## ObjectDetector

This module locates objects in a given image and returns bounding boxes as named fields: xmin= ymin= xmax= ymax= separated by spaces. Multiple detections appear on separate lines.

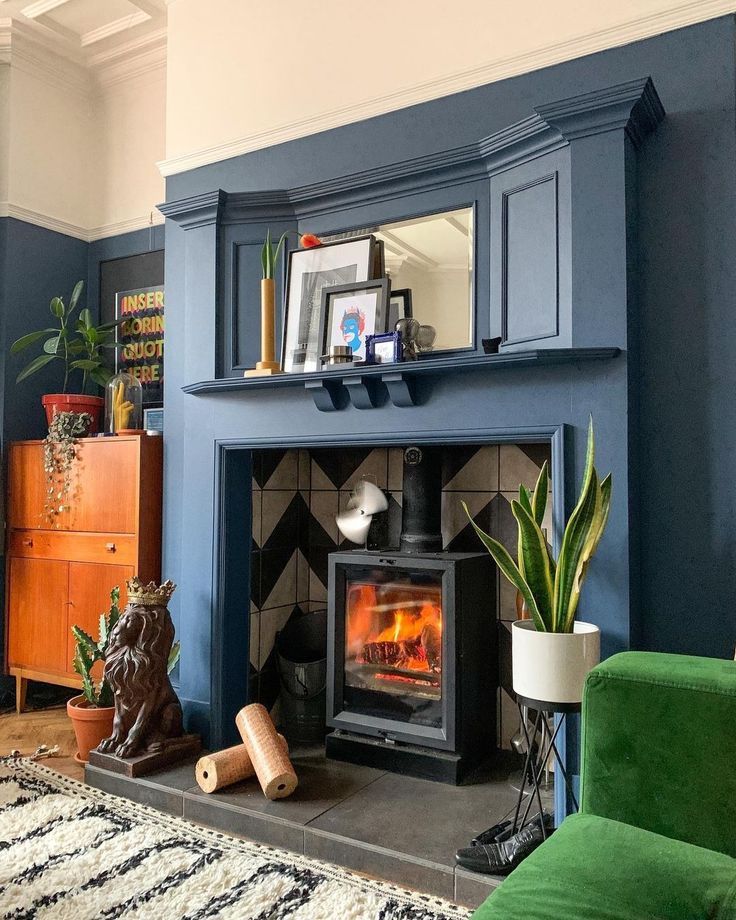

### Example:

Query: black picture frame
xmin=281 ymin=235 xmax=379 ymax=373
xmin=366 ymin=330 xmax=403 ymax=365
xmin=387 ymin=287 xmax=413 ymax=331
xmin=319 ymin=278 xmax=390 ymax=364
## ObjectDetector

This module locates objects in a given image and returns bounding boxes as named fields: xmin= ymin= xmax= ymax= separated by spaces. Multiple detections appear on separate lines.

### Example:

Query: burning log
xmin=360 ymin=637 xmax=424 ymax=666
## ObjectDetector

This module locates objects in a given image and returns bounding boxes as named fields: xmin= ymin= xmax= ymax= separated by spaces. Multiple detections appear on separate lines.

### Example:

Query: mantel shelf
xmin=182 ymin=348 xmax=621 ymax=411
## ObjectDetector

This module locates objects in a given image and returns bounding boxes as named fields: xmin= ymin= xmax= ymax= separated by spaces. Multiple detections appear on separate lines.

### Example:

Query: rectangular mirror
xmin=375 ymin=207 xmax=474 ymax=352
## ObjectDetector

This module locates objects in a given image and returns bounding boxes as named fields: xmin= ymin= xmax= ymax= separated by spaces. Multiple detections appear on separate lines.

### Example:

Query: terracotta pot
xmin=511 ymin=619 xmax=601 ymax=705
xmin=67 ymin=695 xmax=114 ymax=763
xmin=42 ymin=394 xmax=104 ymax=434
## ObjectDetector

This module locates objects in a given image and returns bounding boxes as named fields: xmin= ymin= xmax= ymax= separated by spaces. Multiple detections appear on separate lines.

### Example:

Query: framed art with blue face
xmin=282 ymin=235 xmax=379 ymax=373
xmin=319 ymin=279 xmax=390 ymax=364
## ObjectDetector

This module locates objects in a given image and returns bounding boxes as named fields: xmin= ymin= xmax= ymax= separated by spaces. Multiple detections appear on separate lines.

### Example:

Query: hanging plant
xmin=43 ymin=411 xmax=92 ymax=525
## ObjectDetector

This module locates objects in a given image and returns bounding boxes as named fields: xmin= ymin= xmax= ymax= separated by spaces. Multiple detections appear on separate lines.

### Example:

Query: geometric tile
xmin=249 ymin=611 xmax=260 ymax=671
xmin=442 ymin=445 xmax=499 ymax=492
xmin=518 ymin=442 xmax=552 ymax=471
xmin=261 ymin=489 xmax=298 ymax=547
xmin=261 ymin=547 xmax=298 ymax=611
xmin=341 ymin=448 xmax=388 ymax=491
xmin=251 ymin=488 xmax=262 ymax=548
xmin=258 ymin=604 xmax=295 ymax=670
xmin=310 ymin=450 xmax=342 ymax=490
xmin=309 ymin=490 xmax=339 ymax=545
xmin=263 ymin=449 xmax=298 ymax=490
xmin=298 ymin=449 xmax=311 ymax=490
xmin=388 ymin=447 xmax=403 ymax=491
xmin=499 ymin=443 xmax=549 ymax=492
xmin=442 ymin=491 xmax=492 ymax=551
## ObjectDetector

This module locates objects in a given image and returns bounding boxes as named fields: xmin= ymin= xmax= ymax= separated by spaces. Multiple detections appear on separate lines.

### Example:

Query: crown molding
xmin=0 ymin=17 xmax=89 ymax=96
xmin=0 ymin=202 xmax=165 ymax=242
xmin=0 ymin=16 xmax=166 ymax=95
xmin=160 ymin=77 xmax=664 ymax=230
xmin=158 ymin=0 xmax=733 ymax=178
xmin=89 ymin=27 xmax=166 ymax=89
xmin=88 ymin=210 xmax=164 ymax=241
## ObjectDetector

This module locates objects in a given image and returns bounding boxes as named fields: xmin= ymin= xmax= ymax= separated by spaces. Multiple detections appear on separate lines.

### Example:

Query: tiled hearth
xmin=249 ymin=443 xmax=552 ymax=748
xmin=86 ymin=745 xmax=523 ymax=907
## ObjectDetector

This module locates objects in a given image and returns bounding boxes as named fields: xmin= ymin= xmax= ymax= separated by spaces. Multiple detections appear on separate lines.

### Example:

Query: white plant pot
xmin=512 ymin=620 xmax=601 ymax=704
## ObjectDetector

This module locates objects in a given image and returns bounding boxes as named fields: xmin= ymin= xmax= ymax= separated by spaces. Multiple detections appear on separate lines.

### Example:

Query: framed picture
xmin=366 ymin=331 xmax=403 ymax=365
xmin=319 ymin=279 xmax=390 ymax=364
xmin=282 ymin=236 xmax=379 ymax=373
xmin=387 ymin=288 xmax=413 ymax=331
xmin=115 ymin=285 xmax=165 ymax=406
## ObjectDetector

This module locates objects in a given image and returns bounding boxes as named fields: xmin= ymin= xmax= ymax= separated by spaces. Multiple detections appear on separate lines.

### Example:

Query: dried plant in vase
xmin=42 ymin=410 xmax=91 ymax=526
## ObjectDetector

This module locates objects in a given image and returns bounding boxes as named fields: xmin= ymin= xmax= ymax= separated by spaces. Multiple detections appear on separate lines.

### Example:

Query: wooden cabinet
xmin=5 ymin=435 xmax=162 ymax=711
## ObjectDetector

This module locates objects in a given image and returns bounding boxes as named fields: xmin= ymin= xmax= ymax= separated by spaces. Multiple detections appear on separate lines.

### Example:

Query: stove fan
xmin=335 ymin=480 xmax=388 ymax=544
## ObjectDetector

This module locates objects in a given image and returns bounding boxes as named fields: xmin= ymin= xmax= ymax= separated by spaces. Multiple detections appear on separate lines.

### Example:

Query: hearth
xmin=326 ymin=447 xmax=496 ymax=782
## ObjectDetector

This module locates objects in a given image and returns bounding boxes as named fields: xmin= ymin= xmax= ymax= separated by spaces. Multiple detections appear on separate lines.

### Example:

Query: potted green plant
xmin=68 ymin=586 xmax=182 ymax=762
xmin=67 ymin=586 xmax=121 ymax=763
xmin=464 ymin=418 xmax=611 ymax=704
xmin=10 ymin=280 xmax=120 ymax=433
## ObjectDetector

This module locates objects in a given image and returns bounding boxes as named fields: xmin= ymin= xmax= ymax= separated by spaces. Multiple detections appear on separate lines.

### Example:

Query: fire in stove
xmin=345 ymin=581 xmax=443 ymax=698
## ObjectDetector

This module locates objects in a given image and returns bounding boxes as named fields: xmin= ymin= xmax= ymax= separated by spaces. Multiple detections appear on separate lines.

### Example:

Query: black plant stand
xmin=510 ymin=695 xmax=581 ymax=839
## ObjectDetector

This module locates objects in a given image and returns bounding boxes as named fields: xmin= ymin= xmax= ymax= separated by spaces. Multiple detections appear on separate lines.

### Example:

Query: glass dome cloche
xmin=104 ymin=371 xmax=143 ymax=434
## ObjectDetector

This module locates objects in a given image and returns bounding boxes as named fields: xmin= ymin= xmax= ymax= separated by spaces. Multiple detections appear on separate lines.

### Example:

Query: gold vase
xmin=244 ymin=278 xmax=282 ymax=376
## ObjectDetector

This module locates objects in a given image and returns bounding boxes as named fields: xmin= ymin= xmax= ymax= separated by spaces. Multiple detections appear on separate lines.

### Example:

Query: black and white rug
xmin=0 ymin=758 xmax=470 ymax=919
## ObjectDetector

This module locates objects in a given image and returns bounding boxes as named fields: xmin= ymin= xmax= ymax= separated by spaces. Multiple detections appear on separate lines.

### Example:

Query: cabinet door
xmin=66 ymin=562 xmax=133 ymax=677
xmin=7 ymin=557 xmax=68 ymax=673
xmin=7 ymin=443 xmax=47 ymax=530
xmin=67 ymin=439 xmax=139 ymax=534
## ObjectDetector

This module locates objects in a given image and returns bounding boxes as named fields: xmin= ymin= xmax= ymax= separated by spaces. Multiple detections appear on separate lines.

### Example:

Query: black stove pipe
xmin=400 ymin=446 xmax=443 ymax=553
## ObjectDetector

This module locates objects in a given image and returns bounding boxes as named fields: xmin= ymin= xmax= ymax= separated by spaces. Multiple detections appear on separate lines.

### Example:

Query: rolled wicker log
xmin=195 ymin=733 xmax=288 ymax=794
xmin=235 ymin=703 xmax=298 ymax=799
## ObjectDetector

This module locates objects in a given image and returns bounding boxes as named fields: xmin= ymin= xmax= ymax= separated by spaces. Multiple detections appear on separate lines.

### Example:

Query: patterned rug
xmin=0 ymin=758 xmax=470 ymax=919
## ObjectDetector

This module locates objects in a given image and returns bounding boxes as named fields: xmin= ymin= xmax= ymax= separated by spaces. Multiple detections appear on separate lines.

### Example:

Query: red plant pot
xmin=67 ymin=695 xmax=114 ymax=764
xmin=42 ymin=394 xmax=104 ymax=434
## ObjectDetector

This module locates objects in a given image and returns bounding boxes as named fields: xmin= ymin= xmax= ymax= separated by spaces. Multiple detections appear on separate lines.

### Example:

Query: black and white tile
xmin=249 ymin=443 xmax=551 ymax=746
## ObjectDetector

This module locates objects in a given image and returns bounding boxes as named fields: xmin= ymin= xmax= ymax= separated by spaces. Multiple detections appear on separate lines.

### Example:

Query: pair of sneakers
xmin=455 ymin=812 xmax=553 ymax=875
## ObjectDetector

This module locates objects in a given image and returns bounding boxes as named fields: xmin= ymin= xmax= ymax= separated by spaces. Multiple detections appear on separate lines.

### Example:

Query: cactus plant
xmin=71 ymin=585 xmax=182 ymax=707
xmin=71 ymin=586 xmax=122 ymax=707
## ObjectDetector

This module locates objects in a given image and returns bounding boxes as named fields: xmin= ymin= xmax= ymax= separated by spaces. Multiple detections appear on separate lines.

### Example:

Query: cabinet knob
xmin=22 ymin=538 xmax=33 ymax=547
xmin=105 ymin=542 xmax=116 ymax=553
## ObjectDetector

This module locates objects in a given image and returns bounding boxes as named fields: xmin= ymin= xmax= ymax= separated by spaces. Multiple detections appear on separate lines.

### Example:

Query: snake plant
xmin=463 ymin=418 xmax=611 ymax=633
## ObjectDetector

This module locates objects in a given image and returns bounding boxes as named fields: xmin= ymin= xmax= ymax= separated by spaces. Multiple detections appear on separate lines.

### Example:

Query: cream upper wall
xmin=90 ymin=68 xmax=167 ymax=238
xmin=7 ymin=62 xmax=95 ymax=233
xmin=162 ymin=0 xmax=736 ymax=174
xmin=0 ymin=19 xmax=166 ymax=240
xmin=2 ymin=1 xmax=736 ymax=233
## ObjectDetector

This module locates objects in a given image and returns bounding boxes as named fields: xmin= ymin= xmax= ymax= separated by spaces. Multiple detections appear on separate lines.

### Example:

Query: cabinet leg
xmin=15 ymin=676 xmax=28 ymax=714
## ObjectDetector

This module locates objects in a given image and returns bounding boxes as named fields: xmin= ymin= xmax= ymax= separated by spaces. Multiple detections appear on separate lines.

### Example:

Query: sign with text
xmin=116 ymin=286 xmax=164 ymax=406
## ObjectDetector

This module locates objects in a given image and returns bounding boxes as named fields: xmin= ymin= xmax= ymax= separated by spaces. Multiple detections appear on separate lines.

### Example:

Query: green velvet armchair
xmin=473 ymin=651 xmax=736 ymax=919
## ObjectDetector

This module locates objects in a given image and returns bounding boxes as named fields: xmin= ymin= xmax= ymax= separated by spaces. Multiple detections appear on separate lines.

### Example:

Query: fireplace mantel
xmin=182 ymin=347 xmax=621 ymax=411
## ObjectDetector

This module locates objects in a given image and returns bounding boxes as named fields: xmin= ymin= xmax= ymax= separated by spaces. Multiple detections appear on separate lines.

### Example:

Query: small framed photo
xmin=366 ymin=331 xmax=403 ymax=365
xmin=319 ymin=278 xmax=390 ymax=363
xmin=282 ymin=236 xmax=379 ymax=373
xmin=387 ymin=288 xmax=413 ymax=331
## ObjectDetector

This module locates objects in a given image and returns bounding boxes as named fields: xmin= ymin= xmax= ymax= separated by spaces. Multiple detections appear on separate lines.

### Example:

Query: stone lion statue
xmin=98 ymin=579 xmax=183 ymax=759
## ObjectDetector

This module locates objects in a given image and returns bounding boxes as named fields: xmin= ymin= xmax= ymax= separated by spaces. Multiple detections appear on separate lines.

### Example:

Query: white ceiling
xmin=0 ymin=0 xmax=166 ymax=66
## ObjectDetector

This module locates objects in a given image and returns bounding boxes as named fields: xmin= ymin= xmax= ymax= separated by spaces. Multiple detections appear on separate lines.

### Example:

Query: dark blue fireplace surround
xmin=1 ymin=18 xmax=735 ymax=763
xmin=156 ymin=13 xmax=736 ymax=755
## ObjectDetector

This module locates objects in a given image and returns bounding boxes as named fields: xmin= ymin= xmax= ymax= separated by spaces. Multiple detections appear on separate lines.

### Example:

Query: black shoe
xmin=471 ymin=819 xmax=512 ymax=846
xmin=456 ymin=822 xmax=547 ymax=875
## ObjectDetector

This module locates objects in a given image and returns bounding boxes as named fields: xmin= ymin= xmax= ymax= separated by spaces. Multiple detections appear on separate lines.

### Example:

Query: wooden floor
xmin=0 ymin=706 xmax=84 ymax=781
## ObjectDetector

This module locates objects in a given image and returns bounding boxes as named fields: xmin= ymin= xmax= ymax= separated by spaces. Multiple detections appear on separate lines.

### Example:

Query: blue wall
xmin=160 ymin=15 xmax=736 ymax=744
xmin=0 ymin=218 xmax=88 ymax=685
xmin=0 ymin=220 xmax=163 ymax=693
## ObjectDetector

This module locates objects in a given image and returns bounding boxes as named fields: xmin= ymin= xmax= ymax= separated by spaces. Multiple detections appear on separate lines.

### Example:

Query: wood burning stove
xmin=326 ymin=447 xmax=497 ymax=783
